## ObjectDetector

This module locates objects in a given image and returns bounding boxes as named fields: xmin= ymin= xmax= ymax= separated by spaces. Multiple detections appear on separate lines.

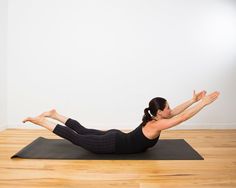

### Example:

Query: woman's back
xmin=114 ymin=122 xmax=160 ymax=154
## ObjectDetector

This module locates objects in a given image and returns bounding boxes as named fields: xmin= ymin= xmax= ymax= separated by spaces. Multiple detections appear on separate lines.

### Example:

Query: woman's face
xmin=158 ymin=102 xmax=172 ymax=119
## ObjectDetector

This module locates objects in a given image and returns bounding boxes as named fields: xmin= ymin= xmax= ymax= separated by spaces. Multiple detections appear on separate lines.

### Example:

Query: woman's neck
xmin=152 ymin=116 xmax=161 ymax=121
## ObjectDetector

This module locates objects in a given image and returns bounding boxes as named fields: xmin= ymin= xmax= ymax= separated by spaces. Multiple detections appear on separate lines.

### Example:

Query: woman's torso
xmin=114 ymin=121 xmax=160 ymax=154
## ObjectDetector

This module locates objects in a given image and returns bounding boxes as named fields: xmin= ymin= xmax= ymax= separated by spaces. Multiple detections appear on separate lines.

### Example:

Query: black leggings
xmin=52 ymin=118 xmax=120 ymax=154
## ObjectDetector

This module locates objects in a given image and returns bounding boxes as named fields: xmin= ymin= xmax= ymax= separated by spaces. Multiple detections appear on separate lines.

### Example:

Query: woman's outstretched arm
xmin=155 ymin=91 xmax=220 ymax=131
xmin=170 ymin=90 xmax=206 ymax=117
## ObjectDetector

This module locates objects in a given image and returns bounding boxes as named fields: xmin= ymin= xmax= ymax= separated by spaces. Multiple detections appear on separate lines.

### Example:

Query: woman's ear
xmin=157 ymin=109 xmax=162 ymax=115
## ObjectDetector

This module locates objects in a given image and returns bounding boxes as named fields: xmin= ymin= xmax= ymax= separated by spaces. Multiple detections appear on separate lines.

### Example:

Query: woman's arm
xmin=170 ymin=98 xmax=195 ymax=117
xmin=170 ymin=90 xmax=206 ymax=117
xmin=155 ymin=91 xmax=220 ymax=131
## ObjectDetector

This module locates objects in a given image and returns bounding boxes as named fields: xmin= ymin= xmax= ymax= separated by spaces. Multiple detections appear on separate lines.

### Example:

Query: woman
xmin=22 ymin=90 xmax=220 ymax=154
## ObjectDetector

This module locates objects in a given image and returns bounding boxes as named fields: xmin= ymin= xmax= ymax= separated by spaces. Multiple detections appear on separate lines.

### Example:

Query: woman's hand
xmin=201 ymin=91 xmax=220 ymax=106
xmin=192 ymin=90 xmax=207 ymax=102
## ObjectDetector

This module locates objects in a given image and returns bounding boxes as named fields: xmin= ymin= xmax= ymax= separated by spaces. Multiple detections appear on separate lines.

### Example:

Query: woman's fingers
xmin=201 ymin=91 xmax=220 ymax=105
xmin=209 ymin=91 xmax=220 ymax=101
xmin=199 ymin=91 xmax=206 ymax=97
xmin=22 ymin=117 xmax=32 ymax=123
xmin=196 ymin=90 xmax=207 ymax=100
xmin=210 ymin=91 xmax=220 ymax=97
xmin=193 ymin=90 xmax=196 ymax=98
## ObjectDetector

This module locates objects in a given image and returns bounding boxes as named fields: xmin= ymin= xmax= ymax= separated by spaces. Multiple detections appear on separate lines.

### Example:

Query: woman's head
xmin=142 ymin=97 xmax=171 ymax=124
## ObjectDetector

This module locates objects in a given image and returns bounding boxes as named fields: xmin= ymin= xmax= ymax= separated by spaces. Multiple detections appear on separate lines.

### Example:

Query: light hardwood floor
xmin=0 ymin=128 xmax=236 ymax=188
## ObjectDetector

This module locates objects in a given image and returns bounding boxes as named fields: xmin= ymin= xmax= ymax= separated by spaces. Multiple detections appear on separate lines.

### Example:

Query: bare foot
xmin=22 ymin=114 xmax=57 ymax=131
xmin=40 ymin=109 xmax=57 ymax=118
xmin=22 ymin=115 xmax=46 ymax=126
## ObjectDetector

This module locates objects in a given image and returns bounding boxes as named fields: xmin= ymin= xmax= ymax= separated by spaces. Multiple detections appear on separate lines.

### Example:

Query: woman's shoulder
xmin=142 ymin=121 xmax=161 ymax=139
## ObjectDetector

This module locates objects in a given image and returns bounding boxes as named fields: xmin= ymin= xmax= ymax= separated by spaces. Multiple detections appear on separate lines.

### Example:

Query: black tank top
xmin=114 ymin=122 xmax=160 ymax=154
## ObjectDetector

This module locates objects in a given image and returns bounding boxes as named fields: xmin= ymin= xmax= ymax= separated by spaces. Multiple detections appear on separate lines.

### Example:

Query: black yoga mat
xmin=11 ymin=137 xmax=204 ymax=160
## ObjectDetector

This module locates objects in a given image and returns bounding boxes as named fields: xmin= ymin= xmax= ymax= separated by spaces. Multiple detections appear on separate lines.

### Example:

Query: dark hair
xmin=142 ymin=97 xmax=167 ymax=125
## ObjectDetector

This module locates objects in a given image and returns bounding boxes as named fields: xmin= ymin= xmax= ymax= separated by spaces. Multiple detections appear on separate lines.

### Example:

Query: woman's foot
xmin=22 ymin=115 xmax=46 ymax=127
xmin=22 ymin=114 xmax=57 ymax=131
xmin=40 ymin=109 xmax=57 ymax=119
xmin=39 ymin=109 xmax=69 ymax=124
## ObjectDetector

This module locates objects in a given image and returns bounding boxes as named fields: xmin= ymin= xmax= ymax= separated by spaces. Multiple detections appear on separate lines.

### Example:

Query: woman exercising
xmin=22 ymin=90 xmax=220 ymax=154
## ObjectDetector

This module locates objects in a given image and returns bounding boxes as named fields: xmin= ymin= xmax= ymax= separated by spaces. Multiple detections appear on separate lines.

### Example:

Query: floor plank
xmin=0 ymin=128 xmax=236 ymax=188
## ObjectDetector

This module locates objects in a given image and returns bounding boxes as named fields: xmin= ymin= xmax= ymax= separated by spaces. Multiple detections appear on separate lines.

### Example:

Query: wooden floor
xmin=0 ymin=128 xmax=236 ymax=188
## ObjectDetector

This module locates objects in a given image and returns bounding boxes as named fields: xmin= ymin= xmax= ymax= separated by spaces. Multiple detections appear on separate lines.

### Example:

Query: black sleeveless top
xmin=114 ymin=122 xmax=160 ymax=154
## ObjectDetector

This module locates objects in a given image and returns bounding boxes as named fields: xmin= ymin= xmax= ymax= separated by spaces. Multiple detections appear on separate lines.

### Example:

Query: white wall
xmin=0 ymin=0 xmax=8 ymax=131
xmin=6 ymin=0 xmax=236 ymax=130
